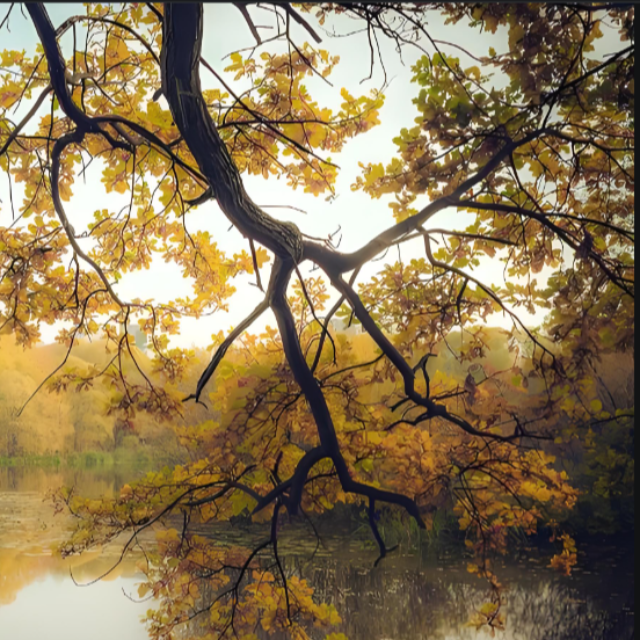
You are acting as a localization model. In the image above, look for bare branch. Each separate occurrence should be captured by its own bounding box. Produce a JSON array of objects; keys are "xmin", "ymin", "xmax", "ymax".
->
[
  {"xmin": 184, "ymin": 295, "xmax": 271, "ymax": 404},
  {"xmin": 233, "ymin": 3, "xmax": 262, "ymax": 44}
]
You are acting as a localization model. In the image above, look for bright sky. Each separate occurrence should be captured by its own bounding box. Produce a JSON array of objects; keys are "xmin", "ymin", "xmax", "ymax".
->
[{"xmin": 0, "ymin": 4, "xmax": 623, "ymax": 350}]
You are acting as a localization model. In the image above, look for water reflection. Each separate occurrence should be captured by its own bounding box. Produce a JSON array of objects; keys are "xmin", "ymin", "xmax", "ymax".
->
[
  {"xmin": 294, "ymin": 558, "xmax": 634, "ymax": 640},
  {"xmin": 0, "ymin": 574, "xmax": 149, "ymax": 640},
  {"xmin": 171, "ymin": 522, "xmax": 633, "ymax": 640},
  {"xmin": 0, "ymin": 467, "xmax": 634, "ymax": 640},
  {"xmin": 0, "ymin": 465, "xmax": 148, "ymax": 608},
  {"xmin": 0, "ymin": 465, "xmax": 148, "ymax": 498}
]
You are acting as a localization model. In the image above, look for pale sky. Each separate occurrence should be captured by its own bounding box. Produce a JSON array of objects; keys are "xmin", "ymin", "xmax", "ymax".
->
[{"xmin": 0, "ymin": 4, "xmax": 623, "ymax": 350}]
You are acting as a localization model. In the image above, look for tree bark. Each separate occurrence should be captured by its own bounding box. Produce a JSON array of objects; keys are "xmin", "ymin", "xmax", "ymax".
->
[{"xmin": 162, "ymin": 3, "xmax": 304, "ymax": 263}]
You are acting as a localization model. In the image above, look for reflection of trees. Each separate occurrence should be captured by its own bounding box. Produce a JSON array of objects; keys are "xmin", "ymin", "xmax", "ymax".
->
[
  {"xmin": 0, "ymin": 481, "xmax": 632, "ymax": 640},
  {"xmin": 297, "ymin": 564, "xmax": 633, "ymax": 640},
  {"xmin": 0, "ymin": 465, "xmax": 146, "ymax": 497},
  {"xmin": 294, "ymin": 561, "xmax": 457, "ymax": 640},
  {"xmin": 501, "ymin": 581, "xmax": 634, "ymax": 640},
  {"xmin": 4, "ymin": 466, "xmax": 631, "ymax": 640},
  {"xmin": 163, "ymin": 533, "xmax": 633, "ymax": 640},
  {"xmin": 0, "ymin": 546, "xmax": 142, "ymax": 607}
]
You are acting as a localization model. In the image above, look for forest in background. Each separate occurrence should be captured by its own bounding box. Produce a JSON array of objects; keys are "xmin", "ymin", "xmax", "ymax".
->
[
  {"xmin": 0, "ymin": 324, "xmax": 632, "ymax": 536},
  {"xmin": 0, "ymin": 330, "xmax": 206, "ymax": 462}
]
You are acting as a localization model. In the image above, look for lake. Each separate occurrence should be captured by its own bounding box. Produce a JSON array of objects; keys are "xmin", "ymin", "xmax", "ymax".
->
[{"xmin": 0, "ymin": 465, "xmax": 633, "ymax": 640}]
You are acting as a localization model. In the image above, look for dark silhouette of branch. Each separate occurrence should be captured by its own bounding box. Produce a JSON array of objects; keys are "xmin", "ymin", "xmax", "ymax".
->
[
  {"xmin": 368, "ymin": 498, "xmax": 399, "ymax": 567},
  {"xmin": 233, "ymin": 3, "xmax": 262, "ymax": 44},
  {"xmin": 455, "ymin": 199, "xmax": 634, "ymax": 297},
  {"xmin": 0, "ymin": 84, "xmax": 52, "ymax": 157},
  {"xmin": 184, "ymin": 294, "xmax": 271, "ymax": 404}
]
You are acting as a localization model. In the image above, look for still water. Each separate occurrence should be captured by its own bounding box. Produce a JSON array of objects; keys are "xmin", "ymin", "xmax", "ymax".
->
[{"xmin": 0, "ymin": 466, "xmax": 633, "ymax": 640}]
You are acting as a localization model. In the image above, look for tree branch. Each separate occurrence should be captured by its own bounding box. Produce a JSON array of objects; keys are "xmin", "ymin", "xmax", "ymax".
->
[
  {"xmin": 305, "ymin": 128, "xmax": 552, "ymax": 273},
  {"xmin": 184, "ymin": 293, "xmax": 271, "ymax": 404}
]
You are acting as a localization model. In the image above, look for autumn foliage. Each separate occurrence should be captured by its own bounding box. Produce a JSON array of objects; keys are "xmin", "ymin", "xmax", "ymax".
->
[{"xmin": 0, "ymin": 2, "xmax": 634, "ymax": 638}]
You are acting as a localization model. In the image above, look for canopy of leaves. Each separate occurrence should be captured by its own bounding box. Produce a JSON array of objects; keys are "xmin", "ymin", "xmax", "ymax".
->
[{"xmin": 0, "ymin": 2, "xmax": 634, "ymax": 638}]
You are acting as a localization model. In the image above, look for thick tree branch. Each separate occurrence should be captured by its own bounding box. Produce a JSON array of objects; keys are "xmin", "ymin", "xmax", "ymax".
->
[
  {"xmin": 329, "ymin": 272, "xmax": 529, "ymax": 442},
  {"xmin": 159, "ymin": 7, "xmax": 429, "ymax": 530},
  {"xmin": 27, "ymin": 5, "xmax": 103, "ymax": 134},
  {"xmin": 162, "ymin": 4, "xmax": 304, "ymax": 262}
]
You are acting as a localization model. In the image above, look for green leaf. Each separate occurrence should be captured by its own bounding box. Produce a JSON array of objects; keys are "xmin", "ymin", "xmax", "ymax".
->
[{"xmin": 360, "ymin": 458, "xmax": 374, "ymax": 473}]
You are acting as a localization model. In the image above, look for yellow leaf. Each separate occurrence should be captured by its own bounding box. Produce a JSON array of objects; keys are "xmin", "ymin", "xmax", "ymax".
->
[{"xmin": 137, "ymin": 583, "xmax": 151, "ymax": 598}]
